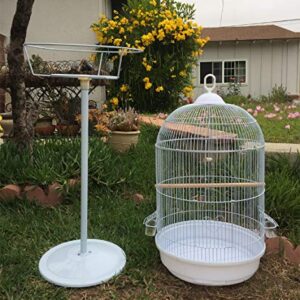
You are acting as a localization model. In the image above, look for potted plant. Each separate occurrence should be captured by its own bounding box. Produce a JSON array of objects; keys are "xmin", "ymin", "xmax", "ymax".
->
[
  {"xmin": 107, "ymin": 107, "xmax": 140, "ymax": 152},
  {"xmin": 34, "ymin": 115, "xmax": 55, "ymax": 137},
  {"xmin": 52, "ymin": 92, "xmax": 81, "ymax": 136},
  {"xmin": 89, "ymin": 106, "xmax": 140, "ymax": 152}
]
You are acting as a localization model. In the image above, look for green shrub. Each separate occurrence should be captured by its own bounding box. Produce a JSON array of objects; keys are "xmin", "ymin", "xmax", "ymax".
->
[
  {"xmin": 223, "ymin": 95, "xmax": 248, "ymax": 105},
  {"xmin": 258, "ymin": 85, "xmax": 289, "ymax": 103},
  {"xmin": 265, "ymin": 153, "xmax": 300, "ymax": 244},
  {"xmin": 0, "ymin": 138, "xmax": 124, "ymax": 188}
]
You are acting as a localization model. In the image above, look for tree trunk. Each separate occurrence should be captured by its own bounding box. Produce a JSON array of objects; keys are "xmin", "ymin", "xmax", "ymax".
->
[
  {"xmin": 7, "ymin": 0, "xmax": 35, "ymax": 152},
  {"xmin": 0, "ymin": 34, "xmax": 5, "ymax": 113}
]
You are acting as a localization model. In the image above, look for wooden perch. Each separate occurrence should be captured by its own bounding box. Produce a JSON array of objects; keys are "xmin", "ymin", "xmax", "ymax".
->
[
  {"xmin": 139, "ymin": 116, "xmax": 237, "ymax": 139},
  {"xmin": 164, "ymin": 122, "xmax": 237, "ymax": 139}
]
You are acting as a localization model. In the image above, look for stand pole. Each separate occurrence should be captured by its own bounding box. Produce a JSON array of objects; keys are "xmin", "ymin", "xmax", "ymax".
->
[
  {"xmin": 38, "ymin": 76, "xmax": 126, "ymax": 287},
  {"xmin": 79, "ymin": 78, "xmax": 90, "ymax": 255}
]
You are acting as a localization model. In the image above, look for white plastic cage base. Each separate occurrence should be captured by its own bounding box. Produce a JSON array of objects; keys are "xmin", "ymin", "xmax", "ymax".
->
[
  {"xmin": 155, "ymin": 221, "xmax": 265, "ymax": 286},
  {"xmin": 39, "ymin": 239, "xmax": 126, "ymax": 288}
]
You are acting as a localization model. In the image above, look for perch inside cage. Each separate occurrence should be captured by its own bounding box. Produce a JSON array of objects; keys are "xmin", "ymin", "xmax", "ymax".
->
[
  {"xmin": 24, "ymin": 43, "xmax": 142, "ymax": 288},
  {"xmin": 144, "ymin": 74, "xmax": 277, "ymax": 286}
]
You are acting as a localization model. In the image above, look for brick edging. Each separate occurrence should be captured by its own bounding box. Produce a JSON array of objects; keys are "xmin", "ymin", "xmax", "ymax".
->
[
  {"xmin": 0, "ymin": 179, "xmax": 79, "ymax": 207},
  {"xmin": 266, "ymin": 236, "xmax": 300, "ymax": 266}
]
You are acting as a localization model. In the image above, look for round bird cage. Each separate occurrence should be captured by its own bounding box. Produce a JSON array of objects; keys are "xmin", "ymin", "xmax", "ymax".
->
[{"xmin": 144, "ymin": 75, "xmax": 276, "ymax": 286}]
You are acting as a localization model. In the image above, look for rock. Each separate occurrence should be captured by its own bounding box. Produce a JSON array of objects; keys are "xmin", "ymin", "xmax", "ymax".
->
[
  {"xmin": 157, "ymin": 113, "xmax": 168, "ymax": 120},
  {"xmin": 67, "ymin": 178, "xmax": 80, "ymax": 188},
  {"xmin": 292, "ymin": 99, "xmax": 300, "ymax": 106},
  {"xmin": 23, "ymin": 184, "xmax": 63, "ymax": 207},
  {"xmin": 0, "ymin": 184, "xmax": 21, "ymax": 201},
  {"xmin": 133, "ymin": 193, "xmax": 144, "ymax": 203},
  {"xmin": 45, "ymin": 183, "xmax": 63, "ymax": 207},
  {"xmin": 266, "ymin": 237, "xmax": 281, "ymax": 254},
  {"xmin": 24, "ymin": 185, "xmax": 47, "ymax": 204}
]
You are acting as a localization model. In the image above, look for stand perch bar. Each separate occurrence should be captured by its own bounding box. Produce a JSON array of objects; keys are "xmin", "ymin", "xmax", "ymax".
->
[{"xmin": 80, "ymin": 77, "xmax": 90, "ymax": 255}]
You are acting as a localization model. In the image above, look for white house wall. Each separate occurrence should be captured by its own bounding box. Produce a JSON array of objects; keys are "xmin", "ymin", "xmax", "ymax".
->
[
  {"xmin": 195, "ymin": 40, "xmax": 300, "ymax": 98},
  {"xmin": 0, "ymin": 0, "xmax": 112, "ymax": 106},
  {"xmin": 0, "ymin": 0, "xmax": 111, "ymax": 43}
]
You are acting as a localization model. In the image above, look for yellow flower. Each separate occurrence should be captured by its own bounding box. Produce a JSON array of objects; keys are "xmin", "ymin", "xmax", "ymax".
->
[
  {"xmin": 120, "ymin": 17, "xmax": 129, "ymax": 25},
  {"xmin": 179, "ymin": 70, "xmax": 187, "ymax": 77},
  {"xmin": 120, "ymin": 84, "xmax": 129, "ymax": 92},
  {"xmin": 113, "ymin": 38, "xmax": 122, "ymax": 46},
  {"xmin": 149, "ymin": 0, "xmax": 157, "ymax": 6},
  {"xmin": 89, "ymin": 54, "xmax": 96, "ymax": 62},
  {"xmin": 155, "ymin": 86, "xmax": 164, "ymax": 92},
  {"xmin": 145, "ymin": 82, "xmax": 152, "ymax": 90},
  {"xmin": 157, "ymin": 29, "xmax": 165, "ymax": 41},
  {"xmin": 143, "ymin": 77, "xmax": 150, "ymax": 83},
  {"xmin": 145, "ymin": 64, "xmax": 152, "ymax": 71},
  {"xmin": 108, "ymin": 20, "xmax": 117, "ymax": 29},
  {"xmin": 119, "ymin": 27, "xmax": 125, "ymax": 34},
  {"xmin": 141, "ymin": 20, "xmax": 146, "ymax": 26},
  {"xmin": 174, "ymin": 32, "xmax": 186, "ymax": 41},
  {"xmin": 183, "ymin": 86, "xmax": 193, "ymax": 97},
  {"xmin": 110, "ymin": 97, "xmax": 119, "ymax": 106},
  {"xmin": 141, "ymin": 32, "xmax": 155, "ymax": 46}
]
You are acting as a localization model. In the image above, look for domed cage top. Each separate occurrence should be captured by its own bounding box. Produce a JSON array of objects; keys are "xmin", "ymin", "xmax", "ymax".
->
[{"xmin": 144, "ymin": 75, "xmax": 273, "ymax": 286}]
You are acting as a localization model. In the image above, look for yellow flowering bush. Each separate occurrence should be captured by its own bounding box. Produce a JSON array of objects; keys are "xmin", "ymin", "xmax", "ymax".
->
[{"xmin": 91, "ymin": 0, "xmax": 208, "ymax": 112}]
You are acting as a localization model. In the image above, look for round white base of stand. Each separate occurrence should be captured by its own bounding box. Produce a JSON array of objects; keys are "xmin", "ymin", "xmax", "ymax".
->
[{"xmin": 39, "ymin": 239, "xmax": 126, "ymax": 288}]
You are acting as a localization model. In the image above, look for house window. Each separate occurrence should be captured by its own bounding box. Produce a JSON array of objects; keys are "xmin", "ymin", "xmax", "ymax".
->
[
  {"xmin": 199, "ymin": 60, "xmax": 247, "ymax": 84},
  {"xmin": 200, "ymin": 61, "xmax": 222, "ymax": 84},
  {"xmin": 224, "ymin": 61, "xmax": 246, "ymax": 83},
  {"xmin": 111, "ymin": 0, "xmax": 127, "ymax": 13}
]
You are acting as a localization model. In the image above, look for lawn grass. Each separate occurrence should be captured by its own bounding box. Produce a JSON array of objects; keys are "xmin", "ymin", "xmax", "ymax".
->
[
  {"xmin": 224, "ymin": 96, "xmax": 300, "ymax": 143},
  {"xmin": 0, "ymin": 126, "xmax": 299, "ymax": 299}
]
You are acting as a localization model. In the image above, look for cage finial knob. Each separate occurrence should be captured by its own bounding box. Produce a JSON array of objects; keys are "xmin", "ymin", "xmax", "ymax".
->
[
  {"xmin": 194, "ymin": 73, "xmax": 225, "ymax": 105},
  {"xmin": 204, "ymin": 74, "xmax": 216, "ymax": 93}
]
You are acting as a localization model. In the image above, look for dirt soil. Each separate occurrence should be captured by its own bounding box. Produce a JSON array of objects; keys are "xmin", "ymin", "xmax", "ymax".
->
[{"xmin": 69, "ymin": 254, "xmax": 300, "ymax": 300}]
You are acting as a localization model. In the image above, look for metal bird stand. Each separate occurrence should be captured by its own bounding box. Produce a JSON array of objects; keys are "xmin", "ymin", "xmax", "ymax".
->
[{"xmin": 24, "ymin": 43, "xmax": 142, "ymax": 288}]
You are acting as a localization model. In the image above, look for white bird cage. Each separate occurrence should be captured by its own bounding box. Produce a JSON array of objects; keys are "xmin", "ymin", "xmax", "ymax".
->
[{"xmin": 144, "ymin": 74, "xmax": 277, "ymax": 286}]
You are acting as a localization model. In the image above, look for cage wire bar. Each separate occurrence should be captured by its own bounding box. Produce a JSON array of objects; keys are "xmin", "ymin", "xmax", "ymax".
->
[
  {"xmin": 145, "ymin": 74, "xmax": 277, "ymax": 286},
  {"xmin": 24, "ymin": 43, "xmax": 142, "ymax": 288}
]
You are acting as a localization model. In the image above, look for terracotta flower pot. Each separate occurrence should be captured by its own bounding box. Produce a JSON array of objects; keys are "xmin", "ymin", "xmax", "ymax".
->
[
  {"xmin": 108, "ymin": 130, "xmax": 140, "ymax": 152},
  {"xmin": 56, "ymin": 124, "xmax": 80, "ymax": 137},
  {"xmin": 35, "ymin": 118, "xmax": 55, "ymax": 137}
]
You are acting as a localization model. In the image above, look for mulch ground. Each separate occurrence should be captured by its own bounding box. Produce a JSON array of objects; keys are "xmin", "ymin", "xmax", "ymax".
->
[{"xmin": 69, "ymin": 254, "xmax": 300, "ymax": 300}]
